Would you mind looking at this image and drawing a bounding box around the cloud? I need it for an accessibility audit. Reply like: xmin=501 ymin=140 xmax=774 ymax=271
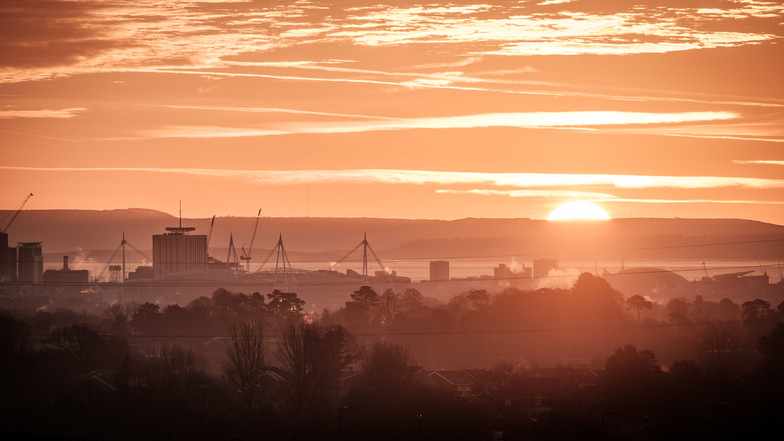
xmin=2 ymin=167 xmax=782 ymax=190
xmin=733 ymin=160 xmax=784 ymax=166
xmin=434 ymin=190 xmax=784 ymax=206
xmin=159 ymin=104 xmax=400 ymax=120
xmin=136 ymin=110 xmax=739 ymax=139
xmin=597 ymin=198 xmax=784 ymax=205
xmin=435 ymin=189 xmax=617 ymax=199
xmin=0 ymin=107 xmax=86 ymax=119
xmin=1 ymin=0 xmax=781 ymax=85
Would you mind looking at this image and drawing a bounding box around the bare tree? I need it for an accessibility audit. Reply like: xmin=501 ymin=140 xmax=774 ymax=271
xmin=144 ymin=343 xmax=207 ymax=393
xmin=49 ymin=324 xmax=103 ymax=368
xmin=696 ymin=321 xmax=740 ymax=371
xmin=222 ymin=321 xmax=268 ymax=416
xmin=359 ymin=341 xmax=415 ymax=395
xmin=277 ymin=322 xmax=357 ymax=432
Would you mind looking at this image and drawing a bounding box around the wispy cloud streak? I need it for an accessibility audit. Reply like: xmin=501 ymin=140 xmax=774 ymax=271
xmin=733 ymin=160 xmax=784 ymax=166
xmin=137 ymin=111 xmax=739 ymax=139
xmin=2 ymin=167 xmax=782 ymax=190
xmin=0 ymin=107 xmax=86 ymax=119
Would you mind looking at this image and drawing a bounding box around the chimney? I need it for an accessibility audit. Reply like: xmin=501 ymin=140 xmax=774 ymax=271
xmin=63 ymin=255 xmax=69 ymax=271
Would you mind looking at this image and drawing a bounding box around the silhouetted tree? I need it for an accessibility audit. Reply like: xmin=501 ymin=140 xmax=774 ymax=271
xmin=0 ymin=312 xmax=32 ymax=374
xmin=758 ymin=322 xmax=784 ymax=380
xmin=626 ymin=295 xmax=652 ymax=322
xmin=742 ymin=298 xmax=775 ymax=347
xmin=358 ymin=341 xmax=415 ymax=395
xmin=467 ymin=289 xmax=490 ymax=311
xmin=222 ymin=321 xmax=269 ymax=416
xmin=0 ymin=312 xmax=33 ymax=404
xmin=696 ymin=321 xmax=740 ymax=371
xmin=142 ymin=342 xmax=208 ymax=393
xmin=345 ymin=285 xmax=381 ymax=326
xmin=49 ymin=324 xmax=104 ymax=369
xmin=277 ymin=322 xmax=357 ymax=435
xmin=399 ymin=287 xmax=425 ymax=314
xmin=132 ymin=301 xmax=163 ymax=334
xmin=597 ymin=345 xmax=662 ymax=410
xmin=379 ymin=288 xmax=399 ymax=325
xmin=741 ymin=298 xmax=772 ymax=321
xmin=666 ymin=297 xmax=691 ymax=325
xmin=570 ymin=272 xmax=625 ymax=326
xmin=267 ymin=289 xmax=305 ymax=318
xmin=104 ymin=303 xmax=129 ymax=334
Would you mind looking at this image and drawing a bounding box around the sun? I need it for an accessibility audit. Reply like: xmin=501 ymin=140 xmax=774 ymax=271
xmin=547 ymin=201 xmax=611 ymax=221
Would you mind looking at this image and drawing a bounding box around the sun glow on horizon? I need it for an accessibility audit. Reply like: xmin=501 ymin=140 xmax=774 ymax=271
xmin=547 ymin=201 xmax=611 ymax=221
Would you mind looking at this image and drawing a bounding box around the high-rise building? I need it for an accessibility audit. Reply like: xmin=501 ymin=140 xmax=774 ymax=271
xmin=152 ymin=222 xmax=207 ymax=278
xmin=0 ymin=232 xmax=17 ymax=281
xmin=430 ymin=260 xmax=450 ymax=282
xmin=17 ymin=242 xmax=43 ymax=283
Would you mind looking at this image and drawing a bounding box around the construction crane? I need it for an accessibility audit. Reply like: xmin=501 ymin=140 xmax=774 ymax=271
xmin=0 ymin=193 xmax=33 ymax=233
xmin=240 ymin=209 xmax=261 ymax=273
xmin=206 ymin=215 xmax=216 ymax=250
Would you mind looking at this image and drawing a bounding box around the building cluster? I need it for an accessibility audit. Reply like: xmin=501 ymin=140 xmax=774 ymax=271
xmin=428 ymin=258 xmax=559 ymax=282
xmin=1 ymin=231 xmax=46 ymax=284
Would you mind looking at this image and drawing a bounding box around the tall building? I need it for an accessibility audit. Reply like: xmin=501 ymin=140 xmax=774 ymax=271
xmin=0 ymin=232 xmax=17 ymax=281
xmin=430 ymin=260 xmax=450 ymax=282
xmin=152 ymin=221 xmax=207 ymax=278
xmin=17 ymin=242 xmax=43 ymax=284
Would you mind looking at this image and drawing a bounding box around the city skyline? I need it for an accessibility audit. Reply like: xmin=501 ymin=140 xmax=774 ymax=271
xmin=1 ymin=0 xmax=783 ymax=223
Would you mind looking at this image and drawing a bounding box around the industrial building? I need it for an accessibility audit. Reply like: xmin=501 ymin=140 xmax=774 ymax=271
xmin=494 ymin=263 xmax=532 ymax=279
xmin=152 ymin=221 xmax=207 ymax=278
xmin=43 ymin=256 xmax=89 ymax=294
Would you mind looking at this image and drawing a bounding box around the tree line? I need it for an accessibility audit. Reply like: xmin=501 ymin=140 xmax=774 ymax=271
xmin=2 ymin=272 xmax=784 ymax=440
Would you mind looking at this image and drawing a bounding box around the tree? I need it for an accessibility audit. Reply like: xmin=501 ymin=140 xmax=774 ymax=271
xmin=597 ymin=345 xmax=662 ymax=409
xmin=398 ymin=288 xmax=425 ymax=315
xmin=742 ymin=299 xmax=775 ymax=346
xmin=132 ymin=301 xmax=163 ymax=334
xmin=696 ymin=321 xmax=740 ymax=371
xmin=666 ymin=297 xmax=691 ymax=325
xmin=277 ymin=322 xmax=357 ymax=434
xmin=626 ymin=295 xmax=653 ymax=322
xmin=758 ymin=322 xmax=784 ymax=377
xmin=346 ymin=285 xmax=381 ymax=326
xmin=267 ymin=289 xmax=305 ymax=318
xmin=359 ymin=341 xmax=414 ymax=395
xmin=379 ymin=288 xmax=399 ymax=325
xmin=741 ymin=298 xmax=772 ymax=321
xmin=570 ymin=272 xmax=625 ymax=325
xmin=222 ymin=321 xmax=269 ymax=416
xmin=0 ymin=313 xmax=33 ymax=398
xmin=142 ymin=343 xmax=208 ymax=393
xmin=467 ymin=289 xmax=490 ymax=311
xmin=49 ymin=324 xmax=104 ymax=369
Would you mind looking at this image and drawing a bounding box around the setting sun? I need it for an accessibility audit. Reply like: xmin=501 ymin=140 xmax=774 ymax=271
xmin=547 ymin=201 xmax=611 ymax=221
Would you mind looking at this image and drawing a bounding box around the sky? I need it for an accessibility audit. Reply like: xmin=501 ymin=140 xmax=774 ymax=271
xmin=1 ymin=0 xmax=783 ymax=224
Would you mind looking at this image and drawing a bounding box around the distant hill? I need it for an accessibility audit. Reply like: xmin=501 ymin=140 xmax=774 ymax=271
xmin=2 ymin=209 xmax=783 ymax=262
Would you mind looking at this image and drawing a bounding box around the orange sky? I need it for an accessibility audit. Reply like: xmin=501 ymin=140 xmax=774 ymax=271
xmin=1 ymin=0 xmax=783 ymax=224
